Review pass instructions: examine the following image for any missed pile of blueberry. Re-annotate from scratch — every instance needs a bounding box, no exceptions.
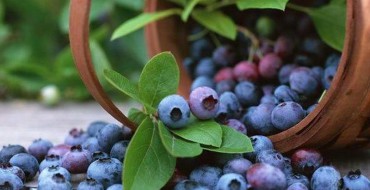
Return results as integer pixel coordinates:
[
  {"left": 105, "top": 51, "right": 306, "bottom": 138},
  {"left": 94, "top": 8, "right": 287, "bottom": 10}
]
[
  {"left": 169, "top": 135, "right": 370, "bottom": 190},
  {"left": 182, "top": 11, "right": 341, "bottom": 136},
  {"left": 0, "top": 121, "right": 131, "bottom": 189}
]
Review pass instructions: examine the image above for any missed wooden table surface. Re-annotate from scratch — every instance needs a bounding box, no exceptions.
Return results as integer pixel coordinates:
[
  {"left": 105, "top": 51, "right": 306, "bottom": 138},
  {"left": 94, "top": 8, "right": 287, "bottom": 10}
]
[{"left": 1, "top": 100, "right": 369, "bottom": 187}]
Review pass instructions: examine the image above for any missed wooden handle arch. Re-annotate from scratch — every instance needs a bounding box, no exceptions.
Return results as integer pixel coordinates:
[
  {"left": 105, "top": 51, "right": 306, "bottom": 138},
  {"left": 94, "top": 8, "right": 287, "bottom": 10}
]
[{"left": 69, "top": 0, "right": 136, "bottom": 130}]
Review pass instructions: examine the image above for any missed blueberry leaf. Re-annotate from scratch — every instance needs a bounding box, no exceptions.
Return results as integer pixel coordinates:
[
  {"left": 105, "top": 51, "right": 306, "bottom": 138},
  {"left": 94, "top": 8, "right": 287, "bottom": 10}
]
[
  {"left": 111, "top": 8, "right": 181, "bottom": 40},
  {"left": 306, "top": 3, "right": 345, "bottom": 51},
  {"left": 128, "top": 108, "right": 147, "bottom": 126},
  {"left": 104, "top": 70, "right": 141, "bottom": 101},
  {"left": 138, "top": 52, "right": 179, "bottom": 113},
  {"left": 191, "top": 10, "right": 237, "bottom": 40},
  {"left": 202, "top": 125, "right": 254, "bottom": 153},
  {"left": 236, "top": 0, "right": 289, "bottom": 10},
  {"left": 123, "top": 117, "right": 176, "bottom": 190},
  {"left": 181, "top": 0, "right": 201, "bottom": 21},
  {"left": 171, "top": 120, "right": 223, "bottom": 147},
  {"left": 158, "top": 121, "right": 203, "bottom": 157}
]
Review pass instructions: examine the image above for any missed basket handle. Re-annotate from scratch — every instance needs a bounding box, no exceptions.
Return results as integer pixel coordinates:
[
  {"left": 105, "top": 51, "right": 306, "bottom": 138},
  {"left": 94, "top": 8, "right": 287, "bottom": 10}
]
[{"left": 69, "top": 0, "right": 136, "bottom": 130}]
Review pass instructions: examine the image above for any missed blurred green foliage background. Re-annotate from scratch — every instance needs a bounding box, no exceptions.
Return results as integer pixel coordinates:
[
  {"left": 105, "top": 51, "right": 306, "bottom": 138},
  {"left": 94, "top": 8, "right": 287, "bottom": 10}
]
[{"left": 0, "top": 0, "right": 147, "bottom": 101}]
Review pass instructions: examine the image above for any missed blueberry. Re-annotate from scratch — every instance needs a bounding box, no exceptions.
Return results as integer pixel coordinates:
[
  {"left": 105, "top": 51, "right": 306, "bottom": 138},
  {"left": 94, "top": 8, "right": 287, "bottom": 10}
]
[
  {"left": 274, "top": 85, "right": 300, "bottom": 103},
  {"left": 189, "top": 87, "right": 219, "bottom": 120},
  {"left": 246, "top": 163, "right": 287, "bottom": 190},
  {"left": 87, "top": 158, "right": 122, "bottom": 189},
  {"left": 311, "top": 166, "right": 341, "bottom": 190},
  {"left": 322, "top": 65, "right": 337, "bottom": 90},
  {"left": 283, "top": 157, "right": 294, "bottom": 176},
  {"left": 256, "top": 16, "right": 276, "bottom": 38},
  {"left": 216, "top": 92, "right": 241, "bottom": 122},
  {"left": 82, "top": 137, "right": 102, "bottom": 153},
  {"left": 61, "top": 145, "right": 92, "bottom": 174},
  {"left": 301, "top": 37, "right": 326, "bottom": 59},
  {"left": 183, "top": 57, "right": 196, "bottom": 77},
  {"left": 38, "top": 173, "right": 73, "bottom": 190},
  {"left": 287, "top": 182, "right": 309, "bottom": 190},
  {"left": 92, "top": 151, "right": 110, "bottom": 161},
  {"left": 158, "top": 94, "right": 190, "bottom": 129},
  {"left": 195, "top": 58, "right": 216, "bottom": 77},
  {"left": 291, "top": 148, "right": 323, "bottom": 177},
  {"left": 271, "top": 102, "right": 305, "bottom": 131},
  {"left": 39, "top": 154, "right": 61, "bottom": 172},
  {"left": 64, "top": 128, "right": 89, "bottom": 146},
  {"left": 286, "top": 173, "right": 310, "bottom": 187},
  {"left": 245, "top": 135, "right": 274, "bottom": 161},
  {"left": 223, "top": 157, "right": 252, "bottom": 175},
  {"left": 38, "top": 165, "right": 71, "bottom": 183},
  {"left": 214, "top": 67, "right": 234, "bottom": 82},
  {"left": 96, "top": 123, "right": 124, "bottom": 152},
  {"left": 260, "top": 95, "right": 278, "bottom": 105},
  {"left": 215, "top": 80, "right": 235, "bottom": 95},
  {"left": 225, "top": 119, "right": 247, "bottom": 135},
  {"left": 212, "top": 45, "right": 236, "bottom": 66},
  {"left": 258, "top": 53, "right": 283, "bottom": 79},
  {"left": 189, "top": 165, "right": 222, "bottom": 189},
  {"left": 77, "top": 178, "right": 104, "bottom": 190},
  {"left": 106, "top": 184, "right": 123, "bottom": 190},
  {"left": 340, "top": 170, "right": 370, "bottom": 190},
  {"left": 190, "top": 38, "right": 214, "bottom": 60},
  {"left": 0, "top": 145, "right": 27, "bottom": 163},
  {"left": 256, "top": 149, "right": 285, "bottom": 171},
  {"left": 293, "top": 54, "right": 314, "bottom": 67},
  {"left": 191, "top": 76, "right": 215, "bottom": 91},
  {"left": 47, "top": 144, "right": 71, "bottom": 158},
  {"left": 216, "top": 173, "right": 248, "bottom": 190},
  {"left": 311, "top": 66, "right": 324, "bottom": 83},
  {"left": 274, "top": 35, "right": 295, "bottom": 58},
  {"left": 248, "top": 103, "right": 277, "bottom": 135},
  {"left": 28, "top": 138, "right": 53, "bottom": 163},
  {"left": 278, "top": 64, "right": 298, "bottom": 84},
  {"left": 9, "top": 153, "right": 39, "bottom": 181},
  {"left": 174, "top": 180, "right": 208, "bottom": 190},
  {"left": 262, "top": 85, "right": 276, "bottom": 95},
  {"left": 110, "top": 140, "right": 129, "bottom": 162},
  {"left": 325, "top": 53, "right": 341, "bottom": 68},
  {"left": 0, "top": 172, "right": 24, "bottom": 190},
  {"left": 232, "top": 61, "right": 259, "bottom": 82},
  {"left": 306, "top": 104, "right": 317, "bottom": 114},
  {"left": 289, "top": 67, "right": 319, "bottom": 97},
  {"left": 234, "top": 81, "right": 262, "bottom": 107},
  {"left": 260, "top": 39, "right": 274, "bottom": 55},
  {"left": 0, "top": 162, "right": 26, "bottom": 182},
  {"left": 87, "top": 121, "right": 108, "bottom": 137}
]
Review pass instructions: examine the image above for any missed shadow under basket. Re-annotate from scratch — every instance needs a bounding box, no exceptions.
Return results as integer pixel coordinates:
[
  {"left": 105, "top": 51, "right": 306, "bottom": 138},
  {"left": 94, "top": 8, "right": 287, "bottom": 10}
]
[{"left": 69, "top": 0, "right": 370, "bottom": 153}]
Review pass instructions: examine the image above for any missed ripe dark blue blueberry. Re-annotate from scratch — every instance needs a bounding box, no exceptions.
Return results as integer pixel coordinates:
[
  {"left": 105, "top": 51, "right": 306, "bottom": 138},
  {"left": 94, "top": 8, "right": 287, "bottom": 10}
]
[
  {"left": 306, "top": 104, "right": 317, "bottom": 114},
  {"left": 216, "top": 92, "right": 241, "bottom": 122},
  {"left": 64, "top": 128, "right": 89, "bottom": 146},
  {"left": 246, "top": 163, "right": 287, "bottom": 190},
  {"left": 0, "top": 144, "right": 27, "bottom": 163},
  {"left": 225, "top": 119, "right": 247, "bottom": 135},
  {"left": 215, "top": 80, "right": 235, "bottom": 95},
  {"left": 38, "top": 173, "right": 73, "bottom": 190},
  {"left": 310, "top": 166, "right": 341, "bottom": 190},
  {"left": 216, "top": 173, "right": 248, "bottom": 190},
  {"left": 61, "top": 145, "right": 92, "bottom": 174},
  {"left": 92, "top": 151, "right": 109, "bottom": 161},
  {"left": 38, "top": 165, "right": 71, "bottom": 183},
  {"left": 322, "top": 65, "right": 337, "bottom": 90},
  {"left": 191, "top": 76, "right": 215, "bottom": 91},
  {"left": 47, "top": 144, "right": 71, "bottom": 158},
  {"left": 183, "top": 57, "right": 196, "bottom": 77},
  {"left": 248, "top": 103, "right": 277, "bottom": 135},
  {"left": 158, "top": 94, "right": 190, "bottom": 129},
  {"left": 325, "top": 53, "right": 341, "bottom": 68},
  {"left": 190, "top": 38, "right": 214, "bottom": 60},
  {"left": 259, "top": 53, "right": 283, "bottom": 79},
  {"left": 28, "top": 138, "right": 53, "bottom": 162},
  {"left": 96, "top": 123, "right": 124, "bottom": 152},
  {"left": 291, "top": 148, "right": 323, "bottom": 177},
  {"left": 174, "top": 180, "right": 207, "bottom": 190},
  {"left": 286, "top": 173, "right": 310, "bottom": 187},
  {"left": 262, "top": 85, "right": 276, "bottom": 95},
  {"left": 301, "top": 37, "right": 326, "bottom": 59},
  {"left": 278, "top": 64, "right": 298, "bottom": 84},
  {"left": 294, "top": 54, "right": 314, "bottom": 67},
  {"left": 274, "top": 85, "right": 300, "bottom": 103},
  {"left": 39, "top": 154, "right": 61, "bottom": 172},
  {"left": 77, "top": 178, "right": 104, "bottom": 190},
  {"left": 9, "top": 153, "right": 39, "bottom": 181},
  {"left": 212, "top": 45, "right": 236, "bottom": 66},
  {"left": 260, "top": 94, "right": 278, "bottom": 105},
  {"left": 0, "top": 162, "right": 26, "bottom": 182},
  {"left": 234, "top": 81, "right": 262, "bottom": 107},
  {"left": 271, "top": 102, "right": 305, "bottom": 131},
  {"left": 0, "top": 172, "right": 24, "bottom": 190},
  {"left": 256, "top": 149, "right": 285, "bottom": 170},
  {"left": 195, "top": 58, "right": 216, "bottom": 77},
  {"left": 223, "top": 157, "right": 252, "bottom": 175},
  {"left": 87, "top": 158, "right": 122, "bottom": 189},
  {"left": 189, "top": 87, "right": 219, "bottom": 120},
  {"left": 106, "top": 184, "right": 123, "bottom": 190},
  {"left": 232, "top": 61, "right": 260, "bottom": 82},
  {"left": 287, "top": 182, "right": 309, "bottom": 190},
  {"left": 82, "top": 137, "right": 102, "bottom": 153},
  {"left": 189, "top": 165, "right": 222, "bottom": 189},
  {"left": 245, "top": 135, "right": 274, "bottom": 161},
  {"left": 87, "top": 121, "right": 108, "bottom": 137},
  {"left": 289, "top": 67, "right": 319, "bottom": 97},
  {"left": 311, "top": 66, "right": 324, "bottom": 83},
  {"left": 340, "top": 170, "right": 370, "bottom": 190},
  {"left": 110, "top": 140, "right": 129, "bottom": 162},
  {"left": 283, "top": 157, "right": 294, "bottom": 176}
]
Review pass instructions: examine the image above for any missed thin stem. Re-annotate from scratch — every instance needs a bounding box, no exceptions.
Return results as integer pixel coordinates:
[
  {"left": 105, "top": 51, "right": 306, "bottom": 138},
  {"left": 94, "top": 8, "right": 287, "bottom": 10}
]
[
  {"left": 318, "top": 90, "right": 327, "bottom": 103},
  {"left": 286, "top": 3, "right": 310, "bottom": 13},
  {"left": 237, "top": 25, "right": 260, "bottom": 61},
  {"left": 206, "top": 0, "right": 236, "bottom": 11},
  {"left": 209, "top": 32, "right": 222, "bottom": 47},
  {"left": 187, "top": 29, "right": 209, "bottom": 41}
]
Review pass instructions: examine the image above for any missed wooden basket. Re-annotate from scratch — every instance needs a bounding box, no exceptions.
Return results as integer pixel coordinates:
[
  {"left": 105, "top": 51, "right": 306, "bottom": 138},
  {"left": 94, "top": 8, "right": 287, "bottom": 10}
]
[{"left": 69, "top": 0, "right": 370, "bottom": 153}]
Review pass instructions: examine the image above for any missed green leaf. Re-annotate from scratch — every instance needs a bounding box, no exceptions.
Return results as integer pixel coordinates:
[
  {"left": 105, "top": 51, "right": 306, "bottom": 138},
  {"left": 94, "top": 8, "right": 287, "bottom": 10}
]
[
  {"left": 128, "top": 108, "right": 147, "bottom": 126},
  {"left": 138, "top": 52, "right": 179, "bottom": 112},
  {"left": 114, "top": 0, "right": 144, "bottom": 11},
  {"left": 124, "top": 117, "right": 176, "bottom": 190},
  {"left": 191, "top": 10, "right": 237, "bottom": 40},
  {"left": 112, "top": 9, "right": 181, "bottom": 40},
  {"left": 171, "top": 120, "right": 223, "bottom": 147},
  {"left": 158, "top": 121, "right": 203, "bottom": 157},
  {"left": 236, "top": 0, "right": 289, "bottom": 10},
  {"left": 307, "top": 3, "right": 345, "bottom": 51},
  {"left": 181, "top": 0, "right": 201, "bottom": 21},
  {"left": 203, "top": 125, "right": 253, "bottom": 153},
  {"left": 104, "top": 69, "right": 142, "bottom": 102}
]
